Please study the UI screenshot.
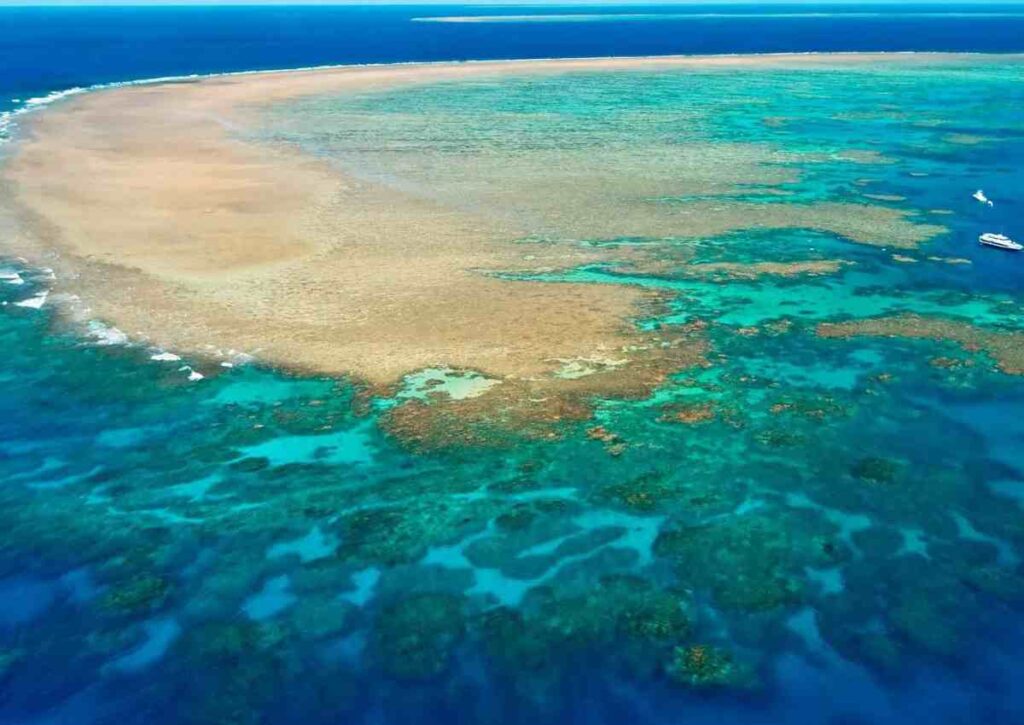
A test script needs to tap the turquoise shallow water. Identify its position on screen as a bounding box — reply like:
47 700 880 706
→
3 58 1024 725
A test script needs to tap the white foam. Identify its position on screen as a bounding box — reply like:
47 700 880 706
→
0 271 24 285
184 368 205 382
221 349 252 365
85 320 128 346
553 355 627 380
23 87 86 109
1 87 86 147
14 291 48 309
150 351 181 362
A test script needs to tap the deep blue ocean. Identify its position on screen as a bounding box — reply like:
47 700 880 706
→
3 3 1024 107
3 6 1024 725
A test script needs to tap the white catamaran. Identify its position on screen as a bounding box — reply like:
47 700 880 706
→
973 189 994 207
979 232 1022 252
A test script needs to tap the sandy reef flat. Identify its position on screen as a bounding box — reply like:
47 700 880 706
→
0 53 985 395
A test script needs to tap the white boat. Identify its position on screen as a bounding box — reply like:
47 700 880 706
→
979 232 1022 251
973 189 994 207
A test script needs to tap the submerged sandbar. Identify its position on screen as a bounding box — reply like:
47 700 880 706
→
0 53 977 394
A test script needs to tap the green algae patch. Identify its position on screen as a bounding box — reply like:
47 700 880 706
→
372 593 466 680
478 607 554 673
618 590 693 643
667 645 748 689
957 565 1024 605
100 573 173 614
891 592 964 658
756 428 805 449
173 620 295 725
493 506 539 532
340 499 496 566
654 513 845 612
476 577 697 697
291 596 352 640
528 576 692 650
768 393 850 421
593 470 701 513
0 648 23 681
850 456 904 486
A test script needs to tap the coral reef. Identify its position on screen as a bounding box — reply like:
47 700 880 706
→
372 594 466 680
666 645 741 688
818 315 1024 375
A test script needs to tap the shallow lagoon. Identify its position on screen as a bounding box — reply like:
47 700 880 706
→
3 58 1024 724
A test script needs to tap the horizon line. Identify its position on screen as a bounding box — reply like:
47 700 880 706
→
6 0 1024 7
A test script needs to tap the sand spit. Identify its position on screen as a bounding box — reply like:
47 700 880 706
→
0 53 978 402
